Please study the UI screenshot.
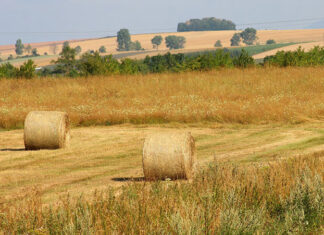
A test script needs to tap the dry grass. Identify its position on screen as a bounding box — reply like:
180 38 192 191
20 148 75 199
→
0 150 322 234
1 67 324 129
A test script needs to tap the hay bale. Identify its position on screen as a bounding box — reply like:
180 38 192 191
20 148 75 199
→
24 111 70 150
142 132 196 180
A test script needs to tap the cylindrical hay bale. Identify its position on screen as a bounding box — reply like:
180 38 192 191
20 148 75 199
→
143 132 196 180
24 111 70 150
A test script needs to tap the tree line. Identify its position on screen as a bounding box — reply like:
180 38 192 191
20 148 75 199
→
177 17 236 32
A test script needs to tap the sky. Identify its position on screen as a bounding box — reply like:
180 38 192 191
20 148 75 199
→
0 0 324 45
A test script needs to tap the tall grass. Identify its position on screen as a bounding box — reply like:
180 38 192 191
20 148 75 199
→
0 153 323 234
1 67 324 129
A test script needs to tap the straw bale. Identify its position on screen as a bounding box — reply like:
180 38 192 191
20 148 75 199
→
143 132 196 180
24 111 70 150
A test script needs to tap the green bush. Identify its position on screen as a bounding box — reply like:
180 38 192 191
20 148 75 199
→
214 40 222 47
266 39 276 45
264 46 324 67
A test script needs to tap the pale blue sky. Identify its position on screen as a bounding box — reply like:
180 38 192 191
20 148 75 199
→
0 0 323 45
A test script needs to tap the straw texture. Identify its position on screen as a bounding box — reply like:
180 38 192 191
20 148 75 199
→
24 111 70 150
143 132 196 180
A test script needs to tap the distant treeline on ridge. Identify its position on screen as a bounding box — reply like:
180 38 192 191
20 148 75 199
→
177 17 236 32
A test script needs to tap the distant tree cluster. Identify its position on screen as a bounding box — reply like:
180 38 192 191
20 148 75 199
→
230 28 258 46
165 36 186 50
117 29 143 51
177 17 236 32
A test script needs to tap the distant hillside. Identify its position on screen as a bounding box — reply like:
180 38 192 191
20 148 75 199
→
307 20 324 29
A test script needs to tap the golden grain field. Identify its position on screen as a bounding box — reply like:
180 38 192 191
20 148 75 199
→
1 29 324 66
1 67 324 129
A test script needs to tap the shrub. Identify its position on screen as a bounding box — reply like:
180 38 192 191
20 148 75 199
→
214 40 222 47
99 46 107 53
75 46 82 55
266 39 276 45
233 49 255 68
17 60 36 79
264 46 324 67
129 41 143 51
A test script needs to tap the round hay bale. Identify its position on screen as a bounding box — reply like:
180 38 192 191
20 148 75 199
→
142 132 196 180
24 111 70 150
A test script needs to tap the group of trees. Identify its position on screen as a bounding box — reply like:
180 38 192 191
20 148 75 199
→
177 17 236 32
230 28 258 46
117 29 143 51
0 59 36 78
14 39 40 57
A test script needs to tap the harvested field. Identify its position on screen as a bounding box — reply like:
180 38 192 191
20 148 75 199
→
1 29 324 65
253 41 324 59
1 123 324 203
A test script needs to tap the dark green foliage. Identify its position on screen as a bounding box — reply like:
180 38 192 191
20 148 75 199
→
99 46 107 53
177 17 236 32
240 28 258 45
75 46 82 55
129 41 143 51
0 60 36 79
7 55 14 60
233 49 255 68
264 46 324 67
117 29 131 51
54 45 78 76
78 52 120 76
0 63 18 78
32 48 39 57
230 33 241 46
266 39 276 45
17 60 36 79
151 35 163 49
62 41 70 50
165 36 186 50
15 39 24 55
214 40 222 47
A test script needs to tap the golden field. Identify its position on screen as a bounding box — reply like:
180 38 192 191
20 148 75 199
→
1 29 324 66
1 67 324 129
0 67 323 233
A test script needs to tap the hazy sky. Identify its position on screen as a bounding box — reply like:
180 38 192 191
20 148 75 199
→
0 0 324 45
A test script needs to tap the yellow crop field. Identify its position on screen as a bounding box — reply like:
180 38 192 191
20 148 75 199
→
1 29 324 66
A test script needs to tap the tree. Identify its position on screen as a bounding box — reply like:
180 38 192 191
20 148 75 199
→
54 45 77 76
51 44 58 55
75 46 82 55
63 41 70 49
117 29 131 51
165 36 186 50
99 46 107 53
18 60 36 79
240 28 257 45
129 41 143 51
32 48 39 57
15 39 24 55
25 44 32 55
266 39 276 45
230 33 241 46
151 35 163 50
214 40 222 47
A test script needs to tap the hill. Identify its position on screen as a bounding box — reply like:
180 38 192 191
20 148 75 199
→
1 29 324 66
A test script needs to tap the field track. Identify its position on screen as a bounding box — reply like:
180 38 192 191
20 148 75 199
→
1 29 324 66
1 123 324 204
